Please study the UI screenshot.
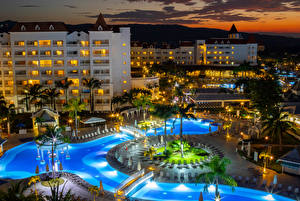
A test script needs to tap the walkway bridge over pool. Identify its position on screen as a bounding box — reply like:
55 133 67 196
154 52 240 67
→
114 169 154 199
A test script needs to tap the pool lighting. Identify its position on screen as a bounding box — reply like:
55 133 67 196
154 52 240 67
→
174 184 190 192
106 171 118 177
264 194 275 201
146 181 159 189
208 185 216 193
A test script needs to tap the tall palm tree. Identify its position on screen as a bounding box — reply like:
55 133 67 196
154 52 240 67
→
82 78 102 113
55 78 73 105
0 102 16 136
23 84 45 112
197 156 237 200
132 94 152 120
35 125 69 179
63 98 86 136
151 104 176 151
44 88 60 111
174 103 196 158
261 108 296 151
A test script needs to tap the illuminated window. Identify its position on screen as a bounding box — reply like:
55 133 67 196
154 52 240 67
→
219 56 222 59
150 52 153 55
97 89 104 95
56 41 63 46
16 41 25 46
130 61 134 65
45 51 51 56
22 51 26 56
214 46 217 49
123 61 127 65
69 60 78 66
169 51 173 55
226 61 229 64
207 61 211 64
122 43 126 47
189 51 192 55
232 46 234 49
123 80 127 84
232 51 234 54
169 56 174 59
55 60 64 66
219 51 222 54
40 60 52 67
157 61 160 64
207 51 211 54
81 41 89 47
47 80 53 85
22 81 28 85
34 41 38 46
82 70 88 75
32 60 39 66
59 89 64 94
39 40 51 47
72 89 79 95
214 56 217 59
150 61 154 65
28 80 40 85
31 71 39 76
143 52 147 55
69 79 79 86
122 52 127 55
5 52 10 56
57 70 64 76
46 70 52 75
214 51 217 54
80 50 89 57
31 51 37 56
226 56 229 59
7 81 13 86
56 50 63 56
123 90 127 93
123 71 127 74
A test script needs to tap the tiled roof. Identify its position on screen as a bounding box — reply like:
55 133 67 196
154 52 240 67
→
10 22 67 32
229 24 238 34
91 13 110 31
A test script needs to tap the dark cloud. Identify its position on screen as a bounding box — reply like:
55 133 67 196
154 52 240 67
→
197 13 258 22
199 0 300 13
126 0 196 6
274 17 286 20
19 5 40 8
64 5 77 9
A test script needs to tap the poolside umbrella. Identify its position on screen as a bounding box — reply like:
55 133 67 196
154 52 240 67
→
135 120 137 127
99 180 104 195
137 161 141 171
160 135 164 144
119 155 123 163
273 175 278 185
97 127 100 134
199 192 203 201
128 157 132 167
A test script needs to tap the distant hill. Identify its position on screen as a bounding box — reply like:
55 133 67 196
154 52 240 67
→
1 21 300 55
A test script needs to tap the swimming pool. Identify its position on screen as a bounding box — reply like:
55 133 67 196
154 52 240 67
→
0 119 293 201
146 118 218 136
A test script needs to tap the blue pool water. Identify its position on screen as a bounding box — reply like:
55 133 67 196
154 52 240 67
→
0 119 293 201
146 118 218 136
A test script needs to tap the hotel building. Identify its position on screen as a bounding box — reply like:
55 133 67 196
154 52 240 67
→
131 24 258 76
0 14 131 112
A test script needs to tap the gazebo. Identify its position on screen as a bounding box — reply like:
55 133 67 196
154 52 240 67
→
32 108 60 136
277 146 300 175
81 117 106 127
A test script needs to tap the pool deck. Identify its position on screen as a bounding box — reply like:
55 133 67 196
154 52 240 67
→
0 115 300 200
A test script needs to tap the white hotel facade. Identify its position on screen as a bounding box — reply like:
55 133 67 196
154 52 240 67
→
0 14 131 112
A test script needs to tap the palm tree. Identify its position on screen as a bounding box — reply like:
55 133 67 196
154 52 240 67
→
0 181 38 201
45 181 76 201
28 176 41 200
55 78 73 105
35 125 69 179
174 103 196 158
82 78 102 113
44 88 61 111
261 108 296 151
88 186 100 201
111 96 127 111
0 97 16 136
197 156 237 200
132 94 152 120
151 104 176 151
23 84 45 112
63 98 86 136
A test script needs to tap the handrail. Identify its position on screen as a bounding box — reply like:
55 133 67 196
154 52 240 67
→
115 169 144 192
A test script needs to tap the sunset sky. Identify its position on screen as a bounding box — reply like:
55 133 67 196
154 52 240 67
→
1 0 300 33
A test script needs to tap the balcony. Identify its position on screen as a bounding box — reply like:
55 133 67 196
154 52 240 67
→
93 54 109 57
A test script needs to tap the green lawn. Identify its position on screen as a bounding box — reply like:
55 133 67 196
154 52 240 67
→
155 147 208 164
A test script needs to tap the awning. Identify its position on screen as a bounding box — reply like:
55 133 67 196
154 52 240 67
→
81 117 106 124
